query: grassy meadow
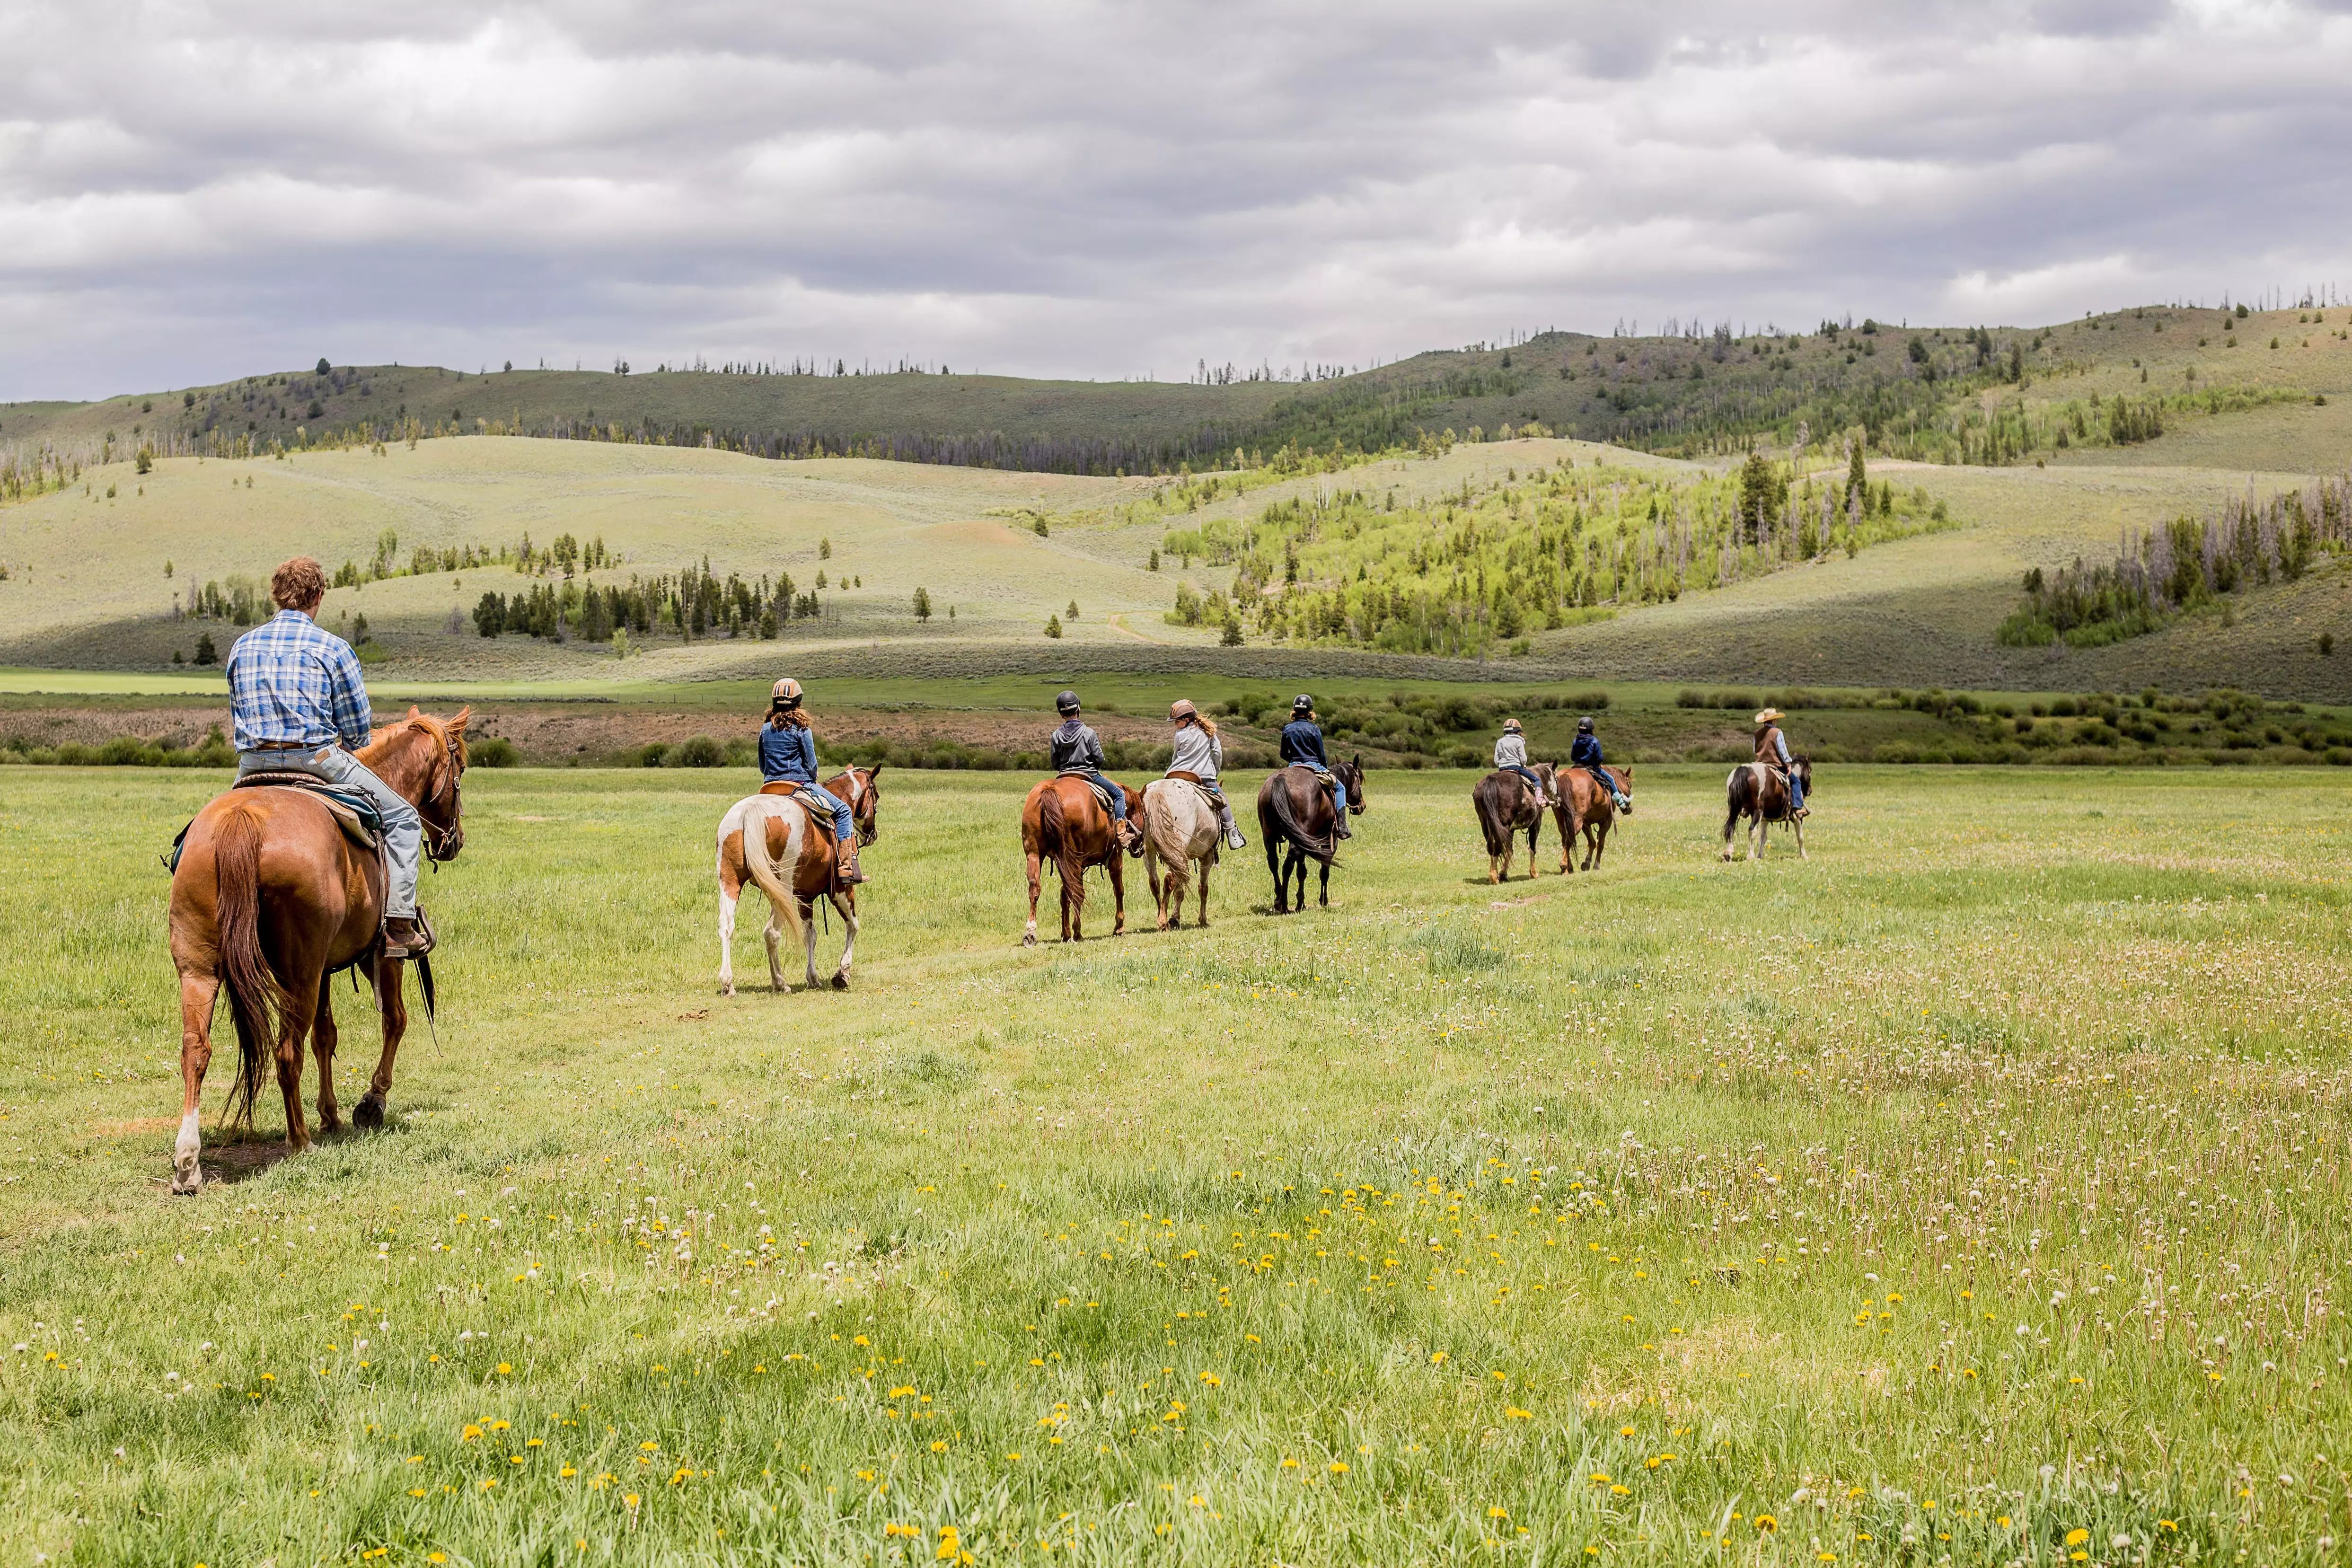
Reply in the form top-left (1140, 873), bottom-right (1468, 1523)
top-left (3, 762), bottom-right (2350, 1564)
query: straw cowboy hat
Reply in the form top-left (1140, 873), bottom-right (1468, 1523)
top-left (1754, 707), bottom-right (1785, 725)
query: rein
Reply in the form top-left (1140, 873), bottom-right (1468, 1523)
top-left (413, 723), bottom-right (465, 863)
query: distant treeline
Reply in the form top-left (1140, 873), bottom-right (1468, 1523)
top-left (1999, 472), bottom-right (2352, 648)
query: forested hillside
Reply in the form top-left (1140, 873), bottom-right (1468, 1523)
top-left (7, 302), bottom-right (2348, 492)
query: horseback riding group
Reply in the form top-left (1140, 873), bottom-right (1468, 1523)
top-left (161, 554), bottom-right (1807, 1191)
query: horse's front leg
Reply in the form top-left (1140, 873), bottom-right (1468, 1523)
top-left (1318, 855), bottom-right (1331, 907)
top-left (172, 971), bottom-right (221, 1194)
top-left (1527, 815), bottom-right (1543, 879)
top-left (312, 984), bottom-right (342, 1133)
top-left (354, 960), bottom-right (406, 1130)
top-left (1196, 856), bottom-right (1212, 928)
top-left (1108, 853), bottom-right (1127, 936)
top-left (1794, 818), bottom-right (1806, 861)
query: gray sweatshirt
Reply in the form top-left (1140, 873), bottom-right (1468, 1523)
top-left (1168, 724), bottom-right (1224, 781)
top-left (1494, 733), bottom-right (1530, 769)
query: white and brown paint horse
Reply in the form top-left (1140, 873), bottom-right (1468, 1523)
top-left (715, 766), bottom-right (881, 993)
top-left (1721, 756), bottom-right (1812, 861)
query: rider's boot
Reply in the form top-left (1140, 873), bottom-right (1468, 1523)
top-left (380, 911), bottom-right (434, 960)
top-left (835, 839), bottom-right (866, 886)
top-left (1220, 805), bottom-right (1247, 851)
top-left (1118, 819), bottom-right (1145, 856)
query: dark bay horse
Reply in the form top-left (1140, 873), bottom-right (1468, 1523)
top-left (1557, 762), bottom-right (1634, 873)
top-left (1022, 775), bottom-right (1144, 943)
top-left (715, 766), bottom-right (881, 993)
top-left (166, 708), bottom-right (470, 1193)
top-left (1722, 757), bottom-right (1813, 861)
top-left (1472, 763), bottom-right (1557, 882)
top-left (1256, 757), bottom-right (1365, 913)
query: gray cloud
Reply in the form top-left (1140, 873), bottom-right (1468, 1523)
top-left (2, 0), bottom-right (2349, 399)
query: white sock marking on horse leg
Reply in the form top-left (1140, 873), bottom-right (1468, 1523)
top-left (173, 1110), bottom-right (201, 1188)
top-left (717, 891), bottom-right (738, 993)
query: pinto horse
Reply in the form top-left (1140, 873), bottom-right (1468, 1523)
top-left (714, 766), bottom-right (881, 993)
top-left (165, 708), bottom-right (470, 1194)
top-left (1722, 757), bottom-right (1813, 861)
top-left (1557, 762), bottom-right (1634, 873)
top-left (1022, 775), bottom-right (1144, 943)
top-left (1471, 763), bottom-right (1557, 882)
top-left (1256, 757), bottom-right (1365, 914)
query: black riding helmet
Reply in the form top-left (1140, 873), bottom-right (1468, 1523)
top-left (1577, 715), bottom-right (1595, 733)
top-left (1055, 690), bottom-right (1081, 715)
top-left (1292, 694), bottom-right (1314, 715)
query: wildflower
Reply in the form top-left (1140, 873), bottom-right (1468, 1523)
top-left (1329, 1462), bottom-right (1348, 1474)
top-left (2066, 1530), bottom-right (2088, 1547)
top-left (496, 1362), bottom-right (512, 1375)
top-left (1489, 1507), bottom-right (1509, 1520)
top-left (1753, 1516), bottom-right (1777, 1532)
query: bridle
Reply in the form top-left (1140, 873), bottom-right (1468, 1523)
top-left (417, 723), bottom-right (467, 863)
top-left (840, 766), bottom-right (880, 847)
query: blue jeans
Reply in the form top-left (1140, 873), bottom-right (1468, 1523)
top-left (781, 780), bottom-right (854, 840)
top-left (1785, 769), bottom-right (1805, 811)
top-left (1504, 764), bottom-right (1545, 797)
top-left (238, 747), bottom-right (422, 917)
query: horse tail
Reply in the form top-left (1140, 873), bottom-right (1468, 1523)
top-left (1040, 784), bottom-right (1086, 912)
top-left (1722, 769), bottom-right (1746, 843)
top-left (212, 802), bottom-right (281, 1130)
top-left (740, 803), bottom-right (808, 933)
top-left (1264, 774), bottom-right (1334, 866)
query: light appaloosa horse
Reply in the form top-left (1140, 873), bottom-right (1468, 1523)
top-left (1557, 762), bottom-right (1634, 872)
top-left (715, 766), bottom-right (881, 993)
top-left (165, 708), bottom-right (470, 1193)
top-left (1471, 762), bottom-right (1558, 882)
top-left (1140, 777), bottom-right (1223, 929)
top-left (1022, 775), bottom-right (1144, 943)
top-left (1722, 756), bottom-right (1813, 861)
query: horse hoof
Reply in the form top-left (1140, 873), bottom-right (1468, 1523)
top-left (1021, 933), bottom-right (1037, 948)
top-left (170, 1166), bottom-right (203, 1196)
top-left (719, 982), bottom-right (735, 997)
top-left (353, 1096), bottom-right (385, 1130)
top-left (830, 974), bottom-right (850, 991)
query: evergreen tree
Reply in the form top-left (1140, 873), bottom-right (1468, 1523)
top-left (913, 586), bottom-right (933, 623)
top-left (1044, 614), bottom-right (1063, 639)
top-left (194, 632), bottom-right (217, 665)
top-left (1846, 439), bottom-right (1866, 506)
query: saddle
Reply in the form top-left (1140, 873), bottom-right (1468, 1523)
top-left (1057, 767), bottom-right (1120, 816)
top-left (166, 773), bottom-right (381, 873)
top-left (1166, 769), bottom-right (1224, 809)
top-left (758, 778), bottom-right (841, 850)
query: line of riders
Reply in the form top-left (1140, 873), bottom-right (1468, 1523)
top-left (204, 552), bottom-right (1811, 969)
top-left (163, 556), bottom-right (1817, 1191)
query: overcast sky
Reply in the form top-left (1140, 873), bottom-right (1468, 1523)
top-left (4, 0), bottom-right (2350, 400)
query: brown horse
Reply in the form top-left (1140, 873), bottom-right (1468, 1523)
top-left (1557, 762), bottom-right (1634, 872)
top-left (165, 708), bottom-right (470, 1193)
top-left (715, 766), bottom-right (882, 993)
top-left (1022, 775), bottom-right (1144, 943)
top-left (1471, 763), bottom-right (1557, 882)
top-left (1722, 756), bottom-right (1813, 861)
top-left (1256, 756), bottom-right (1366, 913)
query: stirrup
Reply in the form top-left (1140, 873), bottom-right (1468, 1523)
top-left (380, 908), bottom-right (435, 960)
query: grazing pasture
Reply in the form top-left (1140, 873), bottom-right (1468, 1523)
top-left (1, 764), bottom-right (2348, 1564)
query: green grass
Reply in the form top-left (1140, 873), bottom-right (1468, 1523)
top-left (4, 763), bottom-right (2350, 1563)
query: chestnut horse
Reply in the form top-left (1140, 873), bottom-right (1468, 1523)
top-left (714, 766), bottom-right (881, 993)
top-left (165, 708), bottom-right (470, 1193)
top-left (1556, 762), bottom-right (1635, 872)
top-left (1471, 763), bottom-right (1557, 882)
top-left (1721, 757), bottom-right (1813, 861)
top-left (1256, 757), bottom-right (1366, 914)
top-left (1022, 775), bottom-right (1143, 943)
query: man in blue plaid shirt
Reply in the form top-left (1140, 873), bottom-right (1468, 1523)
top-left (228, 556), bottom-right (429, 957)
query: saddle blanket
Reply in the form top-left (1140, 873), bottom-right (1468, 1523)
top-left (1164, 771), bottom-right (1224, 810)
top-left (757, 780), bottom-right (837, 841)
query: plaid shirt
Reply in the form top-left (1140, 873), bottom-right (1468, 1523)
top-left (226, 610), bottom-right (373, 752)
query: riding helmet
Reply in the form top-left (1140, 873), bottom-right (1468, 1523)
top-left (1577, 715), bottom-right (1595, 733)
top-left (1168, 699), bottom-right (1199, 723)
top-left (1502, 717), bottom-right (1523, 733)
top-left (771, 677), bottom-right (804, 708)
top-left (1292, 694), bottom-right (1314, 714)
top-left (1055, 690), bottom-right (1082, 714)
